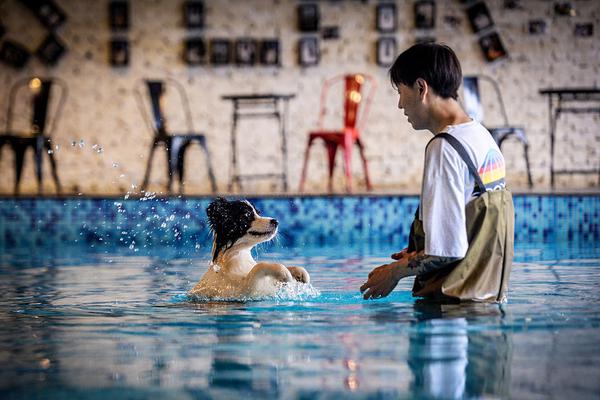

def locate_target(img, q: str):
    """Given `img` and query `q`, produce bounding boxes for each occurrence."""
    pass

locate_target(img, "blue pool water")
[1,195,599,399]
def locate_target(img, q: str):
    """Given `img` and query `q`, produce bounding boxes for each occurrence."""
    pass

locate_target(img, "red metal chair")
[299,73,376,192]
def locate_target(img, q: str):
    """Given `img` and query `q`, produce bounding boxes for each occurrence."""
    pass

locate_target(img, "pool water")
[1,240,600,399]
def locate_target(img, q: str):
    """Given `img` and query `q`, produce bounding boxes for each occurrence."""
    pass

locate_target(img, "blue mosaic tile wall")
[0,195,598,253]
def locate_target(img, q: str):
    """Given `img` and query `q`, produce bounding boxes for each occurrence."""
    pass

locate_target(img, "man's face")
[397,81,426,130]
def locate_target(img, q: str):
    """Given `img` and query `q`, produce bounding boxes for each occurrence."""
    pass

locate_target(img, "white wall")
[0,0,598,195]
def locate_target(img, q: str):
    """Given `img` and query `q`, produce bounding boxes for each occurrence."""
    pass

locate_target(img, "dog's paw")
[287,266,310,284]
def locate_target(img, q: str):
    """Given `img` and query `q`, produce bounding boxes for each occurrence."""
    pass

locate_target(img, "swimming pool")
[1,195,599,399]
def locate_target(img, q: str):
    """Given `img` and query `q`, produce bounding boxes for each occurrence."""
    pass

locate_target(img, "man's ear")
[415,78,428,99]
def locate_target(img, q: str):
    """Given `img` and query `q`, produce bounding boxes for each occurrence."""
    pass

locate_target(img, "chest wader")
[408,133,515,303]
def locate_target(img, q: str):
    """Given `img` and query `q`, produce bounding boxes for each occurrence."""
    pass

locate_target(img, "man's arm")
[405,250,460,276]
[360,250,460,300]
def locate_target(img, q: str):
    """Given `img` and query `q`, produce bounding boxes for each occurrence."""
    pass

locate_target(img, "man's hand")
[391,247,409,260]
[360,255,414,300]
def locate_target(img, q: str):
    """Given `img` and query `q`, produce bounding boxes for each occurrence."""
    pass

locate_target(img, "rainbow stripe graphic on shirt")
[478,149,506,190]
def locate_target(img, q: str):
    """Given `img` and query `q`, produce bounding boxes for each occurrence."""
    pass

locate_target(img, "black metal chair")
[0,77,65,194]
[134,79,217,193]
[463,75,533,188]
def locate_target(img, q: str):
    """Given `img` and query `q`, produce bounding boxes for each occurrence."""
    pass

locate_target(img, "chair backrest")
[317,73,376,136]
[5,77,67,136]
[134,78,194,138]
[462,75,509,126]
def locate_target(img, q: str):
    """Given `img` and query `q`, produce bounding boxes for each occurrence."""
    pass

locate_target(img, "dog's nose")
[270,219,278,227]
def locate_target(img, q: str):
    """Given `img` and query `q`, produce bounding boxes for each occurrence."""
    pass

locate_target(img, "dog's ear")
[206,197,228,227]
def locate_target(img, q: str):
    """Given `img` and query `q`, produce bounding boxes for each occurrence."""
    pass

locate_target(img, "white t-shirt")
[419,120,506,258]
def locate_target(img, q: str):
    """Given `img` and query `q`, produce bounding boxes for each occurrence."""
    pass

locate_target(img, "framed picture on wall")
[260,40,280,66]
[109,0,129,30]
[376,37,396,67]
[466,1,494,34]
[184,38,206,65]
[376,3,396,33]
[298,4,319,32]
[414,0,436,29]
[21,0,66,30]
[298,37,319,66]
[210,39,230,65]
[0,40,30,69]
[235,39,257,65]
[574,23,593,37]
[528,19,547,35]
[110,39,129,66]
[478,31,507,62]
[36,33,67,66]
[184,1,204,29]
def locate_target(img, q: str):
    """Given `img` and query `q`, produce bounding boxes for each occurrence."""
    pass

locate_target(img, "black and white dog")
[189,198,310,299]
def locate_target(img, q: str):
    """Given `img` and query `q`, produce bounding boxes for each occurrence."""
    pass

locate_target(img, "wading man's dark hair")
[389,43,462,100]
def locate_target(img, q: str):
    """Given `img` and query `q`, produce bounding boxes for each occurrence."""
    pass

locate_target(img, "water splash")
[275,281,321,301]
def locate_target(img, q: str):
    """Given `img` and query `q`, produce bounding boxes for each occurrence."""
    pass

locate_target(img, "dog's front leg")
[287,266,310,284]
[248,263,294,283]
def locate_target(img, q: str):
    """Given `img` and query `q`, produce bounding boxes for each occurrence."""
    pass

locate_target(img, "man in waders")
[360,43,514,303]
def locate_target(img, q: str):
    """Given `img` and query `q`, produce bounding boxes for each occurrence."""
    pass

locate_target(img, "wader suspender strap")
[435,133,487,195]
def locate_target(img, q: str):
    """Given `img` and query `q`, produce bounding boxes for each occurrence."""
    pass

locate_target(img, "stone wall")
[0,0,598,195]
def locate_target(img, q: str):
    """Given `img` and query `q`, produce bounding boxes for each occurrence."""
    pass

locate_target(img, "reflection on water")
[1,242,599,399]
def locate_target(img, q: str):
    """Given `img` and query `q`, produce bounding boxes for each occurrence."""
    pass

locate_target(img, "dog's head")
[206,197,278,261]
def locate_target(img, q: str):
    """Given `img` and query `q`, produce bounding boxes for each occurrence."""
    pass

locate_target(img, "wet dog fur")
[189,198,310,299]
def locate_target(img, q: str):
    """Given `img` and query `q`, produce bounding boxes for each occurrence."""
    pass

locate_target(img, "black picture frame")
[322,26,339,40]
[0,40,30,69]
[574,23,593,37]
[260,40,280,66]
[210,39,230,65]
[20,0,66,30]
[414,1,435,29]
[376,3,396,33]
[298,4,319,32]
[466,1,494,34]
[478,31,507,62]
[36,33,67,66]
[554,2,574,17]
[109,0,129,30]
[415,36,437,45]
[184,38,206,65]
[298,37,319,66]
[376,37,396,67]
[110,39,129,66]
[184,1,204,29]
[528,19,547,35]
[235,39,257,65]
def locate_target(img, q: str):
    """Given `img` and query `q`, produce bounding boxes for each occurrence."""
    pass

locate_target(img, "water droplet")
[79,139,85,148]
[47,149,53,154]
[55,144,60,151]
[71,140,77,147]
[112,162,119,168]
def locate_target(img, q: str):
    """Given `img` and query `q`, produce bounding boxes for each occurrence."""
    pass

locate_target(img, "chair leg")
[167,146,177,194]
[199,139,218,193]
[299,137,315,192]
[342,135,354,192]
[325,142,338,193]
[356,139,372,191]
[176,143,187,195]
[13,145,26,195]
[141,142,158,192]
[45,140,62,194]
[523,143,533,188]
[34,137,44,195]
